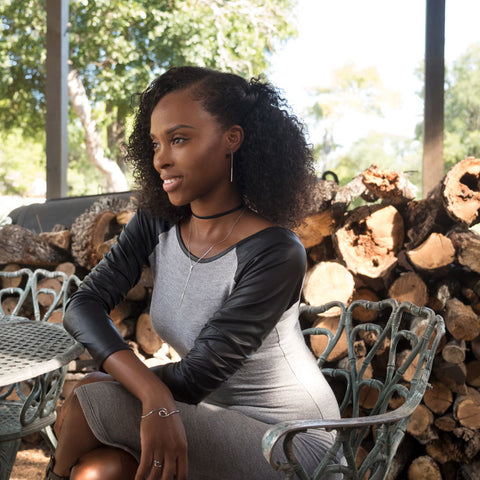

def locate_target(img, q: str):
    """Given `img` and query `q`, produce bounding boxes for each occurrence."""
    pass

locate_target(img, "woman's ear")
[224,125,244,153]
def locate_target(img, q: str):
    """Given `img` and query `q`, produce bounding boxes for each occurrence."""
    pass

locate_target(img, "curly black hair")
[126,66,316,227]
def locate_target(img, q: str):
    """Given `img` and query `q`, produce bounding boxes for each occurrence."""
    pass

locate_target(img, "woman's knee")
[70,447,138,480]
[55,372,113,437]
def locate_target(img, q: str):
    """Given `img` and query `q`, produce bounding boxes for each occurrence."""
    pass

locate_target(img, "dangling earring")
[230,150,234,183]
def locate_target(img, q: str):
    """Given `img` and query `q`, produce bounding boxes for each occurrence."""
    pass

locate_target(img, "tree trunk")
[67,69,129,192]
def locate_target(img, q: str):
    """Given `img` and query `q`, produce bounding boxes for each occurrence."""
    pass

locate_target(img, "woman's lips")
[162,176,183,192]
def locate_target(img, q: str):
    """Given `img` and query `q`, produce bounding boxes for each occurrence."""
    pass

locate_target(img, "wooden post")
[423,0,445,197]
[46,0,69,199]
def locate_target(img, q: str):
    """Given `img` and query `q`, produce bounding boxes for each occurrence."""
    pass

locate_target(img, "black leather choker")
[191,204,244,220]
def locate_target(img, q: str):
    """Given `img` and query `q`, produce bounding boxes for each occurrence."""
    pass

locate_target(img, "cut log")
[466,359,480,387]
[293,209,336,249]
[333,173,369,208]
[434,414,457,432]
[403,197,445,249]
[441,339,466,364]
[109,300,134,327]
[136,312,164,355]
[70,196,136,269]
[116,209,136,226]
[309,315,347,362]
[407,455,442,480]
[444,297,480,341]
[459,461,480,480]
[38,229,71,251]
[125,282,147,302]
[350,288,379,323]
[406,233,455,271]
[423,380,453,415]
[448,228,480,274]
[452,426,480,459]
[453,387,480,429]
[55,262,76,277]
[428,278,460,313]
[433,357,467,394]
[442,156,480,226]
[471,335,480,360]
[426,433,468,464]
[361,164,417,204]
[36,277,63,309]
[387,272,428,307]
[334,204,404,279]
[0,264,22,288]
[406,403,438,444]
[302,261,354,315]
[0,224,70,267]
[358,384,379,410]
[1,296,18,315]
[395,349,419,383]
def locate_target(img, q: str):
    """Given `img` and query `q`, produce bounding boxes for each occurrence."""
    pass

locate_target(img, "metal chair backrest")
[0,268,81,321]
[262,299,445,480]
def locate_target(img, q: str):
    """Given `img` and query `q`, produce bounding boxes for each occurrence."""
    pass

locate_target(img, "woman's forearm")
[102,349,176,412]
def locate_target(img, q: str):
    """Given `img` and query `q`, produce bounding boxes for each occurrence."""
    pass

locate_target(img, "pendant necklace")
[179,208,246,306]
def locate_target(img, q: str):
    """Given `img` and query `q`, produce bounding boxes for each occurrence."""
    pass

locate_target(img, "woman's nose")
[153,149,171,173]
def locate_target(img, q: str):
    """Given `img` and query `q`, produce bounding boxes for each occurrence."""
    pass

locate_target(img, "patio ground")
[10,440,50,480]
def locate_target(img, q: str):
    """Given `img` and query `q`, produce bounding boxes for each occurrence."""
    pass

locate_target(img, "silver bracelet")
[141,407,180,419]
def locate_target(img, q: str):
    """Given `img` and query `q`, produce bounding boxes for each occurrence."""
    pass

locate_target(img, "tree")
[307,62,400,173]
[334,133,422,188]
[443,43,480,170]
[0,0,296,192]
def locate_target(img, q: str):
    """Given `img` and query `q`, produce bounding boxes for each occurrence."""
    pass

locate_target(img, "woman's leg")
[51,373,139,479]
[70,447,138,480]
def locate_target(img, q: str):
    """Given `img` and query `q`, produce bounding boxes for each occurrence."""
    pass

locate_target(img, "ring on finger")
[153,460,163,468]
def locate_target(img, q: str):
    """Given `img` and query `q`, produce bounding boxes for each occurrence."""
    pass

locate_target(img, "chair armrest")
[262,402,416,466]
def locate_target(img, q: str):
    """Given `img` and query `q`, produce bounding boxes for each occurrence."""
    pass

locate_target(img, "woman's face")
[150,88,237,207]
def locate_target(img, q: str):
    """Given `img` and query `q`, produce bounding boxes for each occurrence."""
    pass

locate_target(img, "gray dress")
[65,211,342,479]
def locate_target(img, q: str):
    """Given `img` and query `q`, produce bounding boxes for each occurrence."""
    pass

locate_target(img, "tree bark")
[67,69,129,192]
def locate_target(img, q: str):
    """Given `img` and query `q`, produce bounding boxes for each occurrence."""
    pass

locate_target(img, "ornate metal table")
[0,314,84,480]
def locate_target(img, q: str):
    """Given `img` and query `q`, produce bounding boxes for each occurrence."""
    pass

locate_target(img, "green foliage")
[307,62,401,166]
[415,43,480,170]
[332,132,422,193]
[0,129,46,195]
[0,0,296,194]
[444,43,480,169]
[0,0,296,134]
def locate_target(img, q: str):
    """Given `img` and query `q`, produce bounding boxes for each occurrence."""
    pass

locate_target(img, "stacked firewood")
[296,157,480,480]
[1,157,480,478]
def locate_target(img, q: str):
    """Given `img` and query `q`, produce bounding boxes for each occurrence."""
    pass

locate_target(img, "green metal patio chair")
[262,299,445,480]
[0,268,82,480]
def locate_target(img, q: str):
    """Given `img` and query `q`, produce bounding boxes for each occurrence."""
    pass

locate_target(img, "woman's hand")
[102,349,189,480]
[135,410,188,480]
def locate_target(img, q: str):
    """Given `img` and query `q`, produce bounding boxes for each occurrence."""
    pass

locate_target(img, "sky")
[268,0,480,149]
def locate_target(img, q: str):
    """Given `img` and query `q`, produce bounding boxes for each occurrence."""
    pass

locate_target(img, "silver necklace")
[179,208,246,306]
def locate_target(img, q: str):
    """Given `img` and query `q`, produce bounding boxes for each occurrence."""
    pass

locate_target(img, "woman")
[46,66,342,480]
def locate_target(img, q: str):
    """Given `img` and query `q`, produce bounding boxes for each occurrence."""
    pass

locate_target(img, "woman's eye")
[152,141,160,150]
[172,136,186,145]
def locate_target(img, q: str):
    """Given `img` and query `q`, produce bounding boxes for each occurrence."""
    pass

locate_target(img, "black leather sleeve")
[152,229,307,404]
[64,211,165,365]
